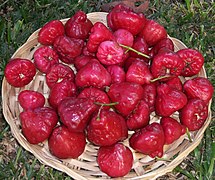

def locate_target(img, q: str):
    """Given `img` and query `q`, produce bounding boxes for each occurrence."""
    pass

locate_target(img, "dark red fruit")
[106,65,126,84]
[33,46,59,74]
[183,77,214,104]
[4,58,36,87]
[87,109,128,146]
[113,29,134,47]
[48,79,77,109]
[97,143,133,177]
[45,63,75,89]
[126,100,150,130]
[160,117,186,144]
[38,20,65,45]
[107,4,147,35]
[74,55,95,70]
[164,76,183,91]
[58,97,97,132]
[20,107,58,144]
[155,83,187,117]
[129,122,165,158]
[180,98,208,131]
[48,125,86,159]
[53,35,84,64]
[87,22,114,53]
[75,60,111,89]
[138,19,167,47]
[177,48,204,77]
[18,90,45,110]
[65,10,93,39]
[107,82,144,116]
[126,60,153,85]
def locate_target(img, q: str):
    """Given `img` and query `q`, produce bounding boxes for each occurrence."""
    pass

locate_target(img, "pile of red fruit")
[4,4,214,178]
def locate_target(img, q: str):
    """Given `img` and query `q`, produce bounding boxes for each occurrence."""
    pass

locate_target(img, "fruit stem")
[94,102,119,106]
[155,157,171,162]
[150,75,172,82]
[186,127,193,142]
[119,43,151,59]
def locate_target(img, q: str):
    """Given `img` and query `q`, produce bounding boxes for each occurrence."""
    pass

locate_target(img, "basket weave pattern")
[2,12,212,180]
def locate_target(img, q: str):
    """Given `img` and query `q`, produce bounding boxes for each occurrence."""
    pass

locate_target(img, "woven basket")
[2,12,212,180]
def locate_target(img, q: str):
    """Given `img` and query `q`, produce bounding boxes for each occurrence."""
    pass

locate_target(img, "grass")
[0,0,214,179]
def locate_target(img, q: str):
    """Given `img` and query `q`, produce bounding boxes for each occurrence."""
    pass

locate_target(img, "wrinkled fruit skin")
[45,63,75,89]
[48,79,77,109]
[53,35,84,64]
[75,60,111,89]
[107,82,144,117]
[65,10,93,39]
[96,41,124,65]
[74,55,95,70]
[138,19,167,47]
[126,100,150,130]
[20,107,58,144]
[180,98,208,131]
[33,46,59,74]
[87,109,128,146]
[183,77,214,104]
[107,4,146,35]
[18,90,45,110]
[164,76,183,91]
[155,84,187,117]
[5,58,36,87]
[106,65,126,84]
[48,125,86,159]
[58,97,97,132]
[129,122,165,158]
[177,48,204,77]
[97,143,133,178]
[38,20,65,45]
[160,117,186,144]
[151,52,184,78]
[87,22,114,53]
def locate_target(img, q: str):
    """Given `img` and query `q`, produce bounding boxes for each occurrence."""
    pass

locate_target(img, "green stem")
[150,75,172,82]
[94,102,119,106]
[119,43,151,59]
[186,127,193,142]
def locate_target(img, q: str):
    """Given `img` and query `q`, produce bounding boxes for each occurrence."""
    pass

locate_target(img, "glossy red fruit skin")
[126,100,150,130]
[20,107,58,144]
[74,55,95,70]
[97,143,133,178]
[151,52,185,79]
[48,125,86,159]
[180,98,208,131]
[177,48,204,77]
[107,4,147,35]
[160,117,186,144]
[87,109,128,146]
[142,83,157,112]
[38,20,65,45]
[138,19,167,47]
[106,65,126,84]
[150,37,174,58]
[155,84,187,117]
[75,60,111,89]
[18,90,45,111]
[96,40,124,65]
[87,22,114,53]
[58,97,97,132]
[129,37,149,62]
[33,46,59,74]
[129,122,165,158]
[48,79,77,109]
[65,10,93,39]
[183,77,214,104]
[5,58,36,87]
[107,82,144,117]
[123,57,147,71]
[126,60,153,85]
[45,63,75,89]
[113,29,134,47]
[53,35,84,64]
[78,87,110,110]
[164,76,183,91]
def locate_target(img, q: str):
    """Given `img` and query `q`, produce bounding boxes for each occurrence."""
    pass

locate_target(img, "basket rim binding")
[1,12,213,180]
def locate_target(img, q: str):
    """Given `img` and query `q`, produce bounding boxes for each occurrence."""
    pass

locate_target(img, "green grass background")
[0,0,214,179]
